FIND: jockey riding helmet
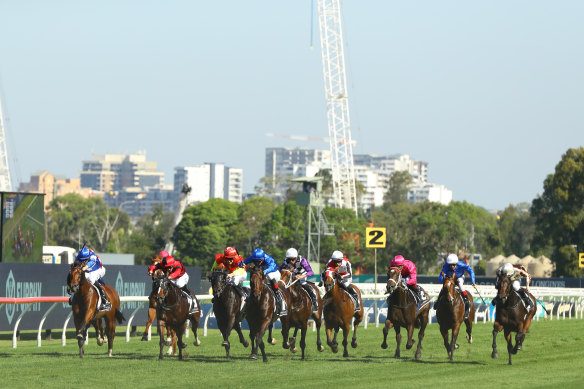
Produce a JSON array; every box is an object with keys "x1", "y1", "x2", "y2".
[
  {"x1": 331, "y1": 250, "x2": 344, "y2": 262},
  {"x1": 502, "y1": 262, "x2": 514, "y2": 276},
  {"x1": 78, "y1": 247, "x2": 91, "y2": 260},
  {"x1": 251, "y1": 248, "x2": 265, "y2": 262},
  {"x1": 446, "y1": 254, "x2": 459, "y2": 265},
  {"x1": 285, "y1": 248, "x2": 298, "y2": 260},
  {"x1": 391, "y1": 255, "x2": 405, "y2": 267},
  {"x1": 224, "y1": 247, "x2": 237, "y2": 259},
  {"x1": 158, "y1": 250, "x2": 169, "y2": 259}
]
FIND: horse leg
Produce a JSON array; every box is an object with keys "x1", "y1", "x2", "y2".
[
  {"x1": 325, "y1": 326, "x2": 337, "y2": 353},
  {"x1": 158, "y1": 320, "x2": 167, "y2": 360},
  {"x1": 267, "y1": 322, "x2": 277, "y2": 345},
  {"x1": 491, "y1": 321, "x2": 503, "y2": 359},
  {"x1": 342, "y1": 323, "x2": 350, "y2": 358},
  {"x1": 234, "y1": 321, "x2": 249, "y2": 348},
  {"x1": 450, "y1": 322, "x2": 461, "y2": 361},
  {"x1": 281, "y1": 318, "x2": 291, "y2": 350},
  {"x1": 464, "y1": 316, "x2": 473, "y2": 344},
  {"x1": 312, "y1": 312, "x2": 324, "y2": 352},
  {"x1": 351, "y1": 311, "x2": 362, "y2": 348},
  {"x1": 289, "y1": 327, "x2": 299, "y2": 352},
  {"x1": 258, "y1": 320, "x2": 271, "y2": 362},
  {"x1": 381, "y1": 319, "x2": 393, "y2": 349},
  {"x1": 440, "y1": 326, "x2": 451, "y2": 360},
  {"x1": 93, "y1": 319, "x2": 105, "y2": 346},
  {"x1": 504, "y1": 328, "x2": 514, "y2": 365},
  {"x1": 220, "y1": 323, "x2": 231, "y2": 358},
  {"x1": 105, "y1": 314, "x2": 116, "y2": 357},
  {"x1": 190, "y1": 315, "x2": 201, "y2": 347},
  {"x1": 177, "y1": 326, "x2": 185, "y2": 361},
  {"x1": 415, "y1": 313, "x2": 428, "y2": 360},
  {"x1": 393, "y1": 325, "x2": 402, "y2": 358},
  {"x1": 405, "y1": 324, "x2": 415, "y2": 350},
  {"x1": 299, "y1": 324, "x2": 308, "y2": 360},
  {"x1": 141, "y1": 306, "x2": 156, "y2": 341},
  {"x1": 333, "y1": 328, "x2": 340, "y2": 350},
  {"x1": 249, "y1": 328, "x2": 258, "y2": 360},
  {"x1": 516, "y1": 315, "x2": 534, "y2": 351}
]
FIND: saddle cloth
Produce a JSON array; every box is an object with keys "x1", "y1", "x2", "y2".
[{"x1": 182, "y1": 291, "x2": 199, "y2": 314}]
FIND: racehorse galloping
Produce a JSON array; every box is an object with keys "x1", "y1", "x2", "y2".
[
  {"x1": 279, "y1": 266, "x2": 324, "y2": 359},
  {"x1": 322, "y1": 271, "x2": 363, "y2": 358},
  {"x1": 435, "y1": 274, "x2": 475, "y2": 360},
  {"x1": 208, "y1": 268, "x2": 249, "y2": 358},
  {"x1": 67, "y1": 264, "x2": 125, "y2": 358},
  {"x1": 381, "y1": 266, "x2": 429, "y2": 360},
  {"x1": 141, "y1": 268, "x2": 177, "y2": 355},
  {"x1": 492, "y1": 275, "x2": 537, "y2": 365},
  {"x1": 247, "y1": 266, "x2": 288, "y2": 362},
  {"x1": 155, "y1": 274, "x2": 201, "y2": 361}
]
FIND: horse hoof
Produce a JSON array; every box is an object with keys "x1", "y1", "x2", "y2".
[
  {"x1": 516, "y1": 345, "x2": 522, "y2": 351},
  {"x1": 179, "y1": 342, "x2": 187, "y2": 349},
  {"x1": 249, "y1": 354, "x2": 258, "y2": 360},
  {"x1": 318, "y1": 345, "x2": 325, "y2": 352},
  {"x1": 242, "y1": 341, "x2": 249, "y2": 348},
  {"x1": 292, "y1": 347, "x2": 298, "y2": 353},
  {"x1": 283, "y1": 343, "x2": 290, "y2": 349},
  {"x1": 351, "y1": 341, "x2": 358, "y2": 348},
  {"x1": 415, "y1": 352, "x2": 421, "y2": 360},
  {"x1": 141, "y1": 336, "x2": 149, "y2": 342},
  {"x1": 271, "y1": 338, "x2": 277, "y2": 345},
  {"x1": 194, "y1": 339, "x2": 201, "y2": 346},
  {"x1": 466, "y1": 335, "x2": 473, "y2": 344},
  {"x1": 381, "y1": 343, "x2": 388, "y2": 349},
  {"x1": 492, "y1": 351, "x2": 499, "y2": 359},
  {"x1": 455, "y1": 344, "x2": 459, "y2": 350},
  {"x1": 343, "y1": 351, "x2": 349, "y2": 358}
]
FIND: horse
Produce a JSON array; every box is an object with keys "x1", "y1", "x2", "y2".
[
  {"x1": 246, "y1": 265, "x2": 289, "y2": 362},
  {"x1": 491, "y1": 275, "x2": 537, "y2": 365},
  {"x1": 381, "y1": 266, "x2": 429, "y2": 360},
  {"x1": 321, "y1": 270, "x2": 364, "y2": 357},
  {"x1": 208, "y1": 267, "x2": 249, "y2": 357},
  {"x1": 279, "y1": 265, "x2": 324, "y2": 359},
  {"x1": 435, "y1": 274, "x2": 475, "y2": 360},
  {"x1": 66, "y1": 264, "x2": 125, "y2": 358},
  {"x1": 154, "y1": 273, "x2": 201, "y2": 360},
  {"x1": 141, "y1": 268, "x2": 178, "y2": 356}
]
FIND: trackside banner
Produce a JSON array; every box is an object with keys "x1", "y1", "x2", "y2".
[{"x1": 0, "y1": 263, "x2": 201, "y2": 331}]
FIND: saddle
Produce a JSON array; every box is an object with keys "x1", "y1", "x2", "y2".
[
  {"x1": 90, "y1": 284, "x2": 110, "y2": 312},
  {"x1": 181, "y1": 290, "x2": 199, "y2": 314},
  {"x1": 340, "y1": 286, "x2": 360, "y2": 313}
]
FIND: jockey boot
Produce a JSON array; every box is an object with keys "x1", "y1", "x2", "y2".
[
  {"x1": 415, "y1": 285, "x2": 425, "y2": 302},
  {"x1": 270, "y1": 281, "x2": 287, "y2": 316},
  {"x1": 346, "y1": 286, "x2": 360, "y2": 311},
  {"x1": 181, "y1": 285, "x2": 193, "y2": 297},
  {"x1": 461, "y1": 291, "x2": 470, "y2": 319},
  {"x1": 302, "y1": 283, "x2": 318, "y2": 312},
  {"x1": 518, "y1": 289, "x2": 532, "y2": 310},
  {"x1": 96, "y1": 283, "x2": 111, "y2": 311}
]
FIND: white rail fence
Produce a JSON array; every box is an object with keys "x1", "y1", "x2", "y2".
[{"x1": 2, "y1": 285, "x2": 583, "y2": 349}]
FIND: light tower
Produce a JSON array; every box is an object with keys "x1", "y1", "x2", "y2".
[
  {"x1": 317, "y1": 0, "x2": 358, "y2": 214},
  {"x1": 0, "y1": 97, "x2": 12, "y2": 191}
]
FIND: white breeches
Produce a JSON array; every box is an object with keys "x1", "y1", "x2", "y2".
[
  {"x1": 512, "y1": 280, "x2": 521, "y2": 291},
  {"x1": 456, "y1": 276, "x2": 465, "y2": 289},
  {"x1": 266, "y1": 270, "x2": 281, "y2": 284},
  {"x1": 86, "y1": 267, "x2": 106, "y2": 284},
  {"x1": 228, "y1": 274, "x2": 246, "y2": 287},
  {"x1": 170, "y1": 273, "x2": 189, "y2": 288},
  {"x1": 340, "y1": 278, "x2": 352, "y2": 288}
]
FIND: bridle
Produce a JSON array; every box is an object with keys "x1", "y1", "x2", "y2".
[
  {"x1": 155, "y1": 276, "x2": 180, "y2": 310},
  {"x1": 386, "y1": 267, "x2": 406, "y2": 294}
]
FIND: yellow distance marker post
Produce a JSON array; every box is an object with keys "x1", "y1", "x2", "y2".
[
  {"x1": 366, "y1": 227, "x2": 387, "y2": 293},
  {"x1": 579, "y1": 253, "x2": 584, "y2": 268}
]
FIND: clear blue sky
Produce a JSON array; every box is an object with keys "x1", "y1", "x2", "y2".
[{"x1": 1, "y1": 1, "x2": 582, "y2": 210}]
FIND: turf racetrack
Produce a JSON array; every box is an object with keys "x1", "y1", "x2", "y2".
[{"x1": 2, "y1": 319, "x2": 583, "y2": 388}]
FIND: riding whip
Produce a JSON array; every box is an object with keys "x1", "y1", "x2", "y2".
[{"x1": 472, "y1": 285, "x2": 487, "y2": 305}]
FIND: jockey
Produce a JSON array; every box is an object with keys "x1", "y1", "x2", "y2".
[
  {"x1": 323, "y1": 250, "x2": 360, "y2": 311},
  {"x1": 493, "y1": 262, "x2": 532, "y2": 309},
  {"x1": 72, "y1": 247, "x2": 111, "y2": 311},
  {"x1": 213, "y1": 246, "x2": 247, "y2": 297},
  {"x1": 147, "y1": 250, "x2": 169, "y2": 276},
  {"x1": 241, "y1": 248, "x2": 287, "y2": 316},
  {"x1": 438, "y1": 254, "x2": 476, "y2": 312},
  {"x1": 280, "y1": 248, "x2": 318, "y2": 312},
  {"x1": 390, "y1": 254, "x2": 425, "y2": 303}
]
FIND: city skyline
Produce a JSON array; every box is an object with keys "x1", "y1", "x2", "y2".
[{"x1": 1, "y1": 1, "x2": 582, "y2": 211}]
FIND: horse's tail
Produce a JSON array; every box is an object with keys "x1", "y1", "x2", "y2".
[{"x1": 115, "y1": 309, "x2": 126, "y2": 324}]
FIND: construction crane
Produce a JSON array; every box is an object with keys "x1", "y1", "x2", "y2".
[
  {"x1": 164, "y1": 183, "x2": 191, "y2": 255},
  {"x1": 316, "y1": 0, "x2": 358, "y2": 214},
  {"x1": 0, "y1": 96, "x2": 12, "y2": 191}
]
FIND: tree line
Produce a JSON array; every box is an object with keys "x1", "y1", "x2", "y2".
[{"x1": 45, "y1": 147, "x2": 584, "y2": 277}]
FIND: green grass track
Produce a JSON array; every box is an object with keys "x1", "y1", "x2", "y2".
[{"x1": 1, "y1": 319, "x2": 583, "y2": 389}]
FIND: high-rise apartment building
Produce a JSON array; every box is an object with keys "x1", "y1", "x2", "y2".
[
  {"x1": 80, "y1": 152, "x2": 164, "y2": 192},
  {"x1": 174, "y1": 163, "x2": 243, "y2": 206}
]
